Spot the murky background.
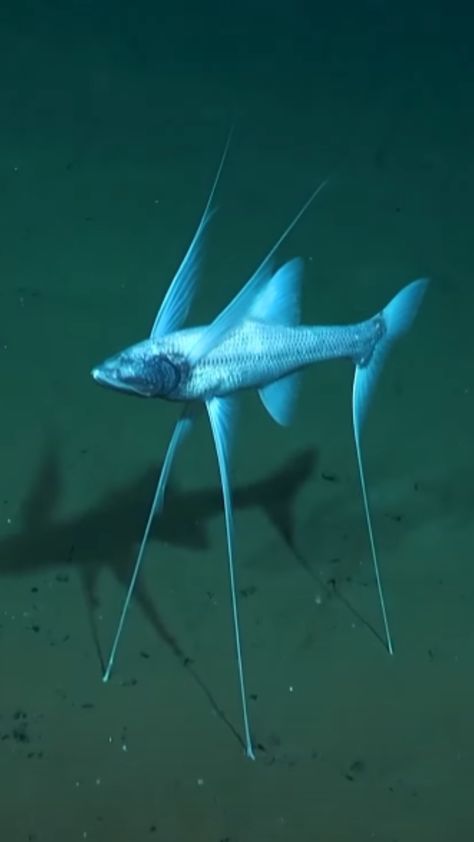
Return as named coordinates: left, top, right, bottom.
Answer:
left=0, top=2, right=472, bottom=839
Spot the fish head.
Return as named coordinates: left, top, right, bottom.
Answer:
left=91, top=339, right=184, bottom=398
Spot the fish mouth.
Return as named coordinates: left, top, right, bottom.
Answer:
left=91, top=365, right=116, bottom=388
left=91, top=364, right=142, bottom=396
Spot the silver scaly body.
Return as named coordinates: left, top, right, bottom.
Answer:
left=113, top=314, right=385, bottom=402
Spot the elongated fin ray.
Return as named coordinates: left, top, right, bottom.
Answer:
left=352, top=419, right=393, bottom=654
left=150, top=128, right=234, bottom=339
left=352, top=277, right=429, bottom=655
left=187, top=261, right=275, bottom=364
left=206, top=396, right=255, bottom=759
left=188, top=178, right=329, bottom=364
left=103, top=408, right=194, bottom=681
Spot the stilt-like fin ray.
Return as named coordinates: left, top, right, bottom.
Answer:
left=352, top=277, right=429, bottom=655
left=206, top=396, right=255, bottom=759
left=103, top=408, right=194, bottom=681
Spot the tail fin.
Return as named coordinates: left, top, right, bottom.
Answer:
left=352, top=278, right=429, bottom=655
left=353, top=278, right=429, bottom=431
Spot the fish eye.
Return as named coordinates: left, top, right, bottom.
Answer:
left=117, top=352, right=181, bottom=398
left=149, top=355, right=181, bottom=396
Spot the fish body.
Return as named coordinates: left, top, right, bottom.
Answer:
left=92, top=313, right=384, bottom=401
left=91, top=138, right=429, bottom=760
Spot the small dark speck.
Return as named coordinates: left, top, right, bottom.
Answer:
left=121, top=678, right=138, bottom=687
left=50, top=635, right=70, bottom=648
left=140, top=651, right=150, bottom=660
left=149, top=827, right=157, bottom=834
left=220, top=838, right=231, bottom=842
left=81, top=702, right=95, bottom=709
left=240, top=585, right=257, bottom=598
left=31, top=625, right=40, bottom=633
left=413, top=482, right=419, bottom=492
left=12, top=727, right=29, bottom=743
left=428, top=648, right=434, bottom=660
left=385, top=513, right=402, bottom=523
left=13, top=710, right=27, bottom=721
left=321, top=472, right=338, bottom=483
left=56, top=573, right=70, bottom=583
left=31, top=586, right=39, bottom=593
left=250, top=693, right=258, bottom=701
left=345, top=758, right=365, bottom=780
left=395, top=206, right=401, bottom=213
left=350, top=759, right=365, bottom=774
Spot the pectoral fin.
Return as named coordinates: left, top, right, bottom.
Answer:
left=150, top=130, right=233, bottom=339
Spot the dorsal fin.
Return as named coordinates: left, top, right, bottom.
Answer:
left=255, top=257, right=304, bottom=425
left=250, top=257, right=303, bottom=324
left=187, top=261, right=274, bottom=363
left=187, top=177, right=329, bottom=364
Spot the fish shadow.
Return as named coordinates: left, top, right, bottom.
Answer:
left=0, top=438, right=317, bottom=747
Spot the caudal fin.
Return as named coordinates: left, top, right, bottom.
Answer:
left=353, top=278, right=429, bottom=432
left=352, top=277, right=429, bottom=655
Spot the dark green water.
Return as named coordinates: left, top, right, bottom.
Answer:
left=0, top=1, right=472, bottom=839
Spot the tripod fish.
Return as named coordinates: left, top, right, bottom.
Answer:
left=92, top=142, right=428, bottom=759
